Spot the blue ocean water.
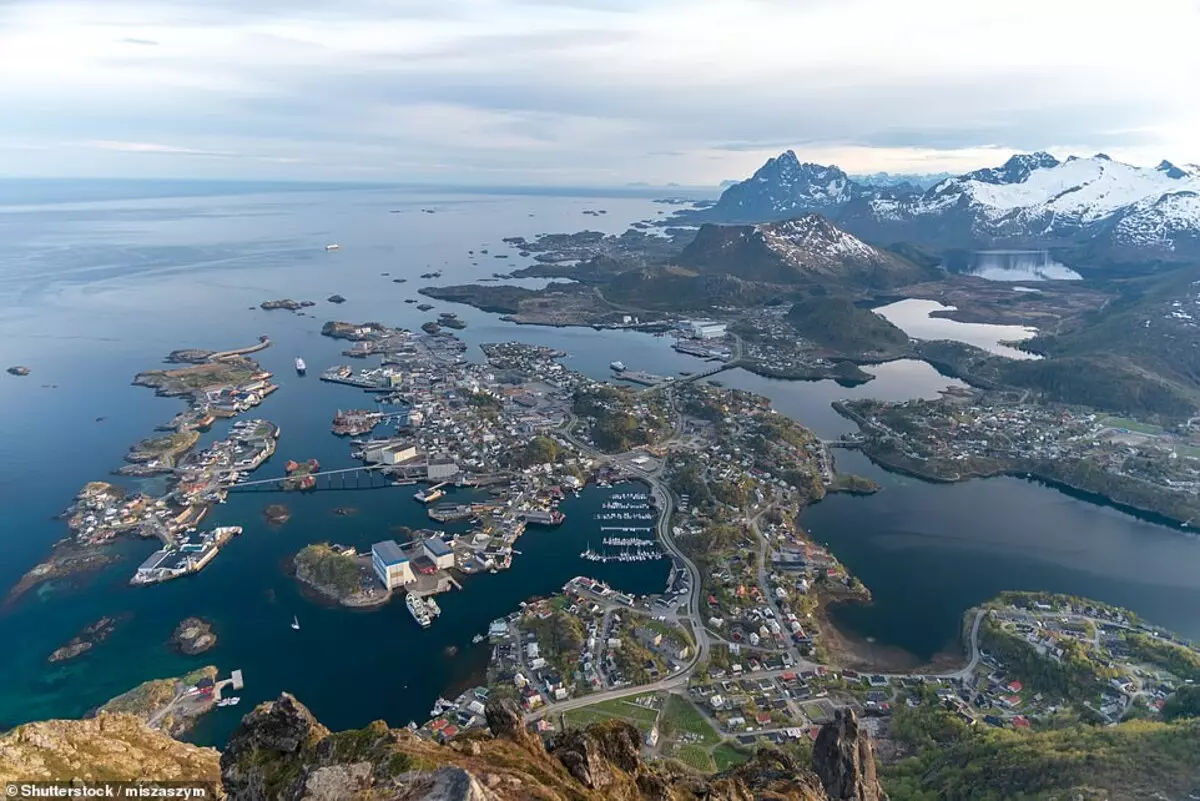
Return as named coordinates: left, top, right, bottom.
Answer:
left=1, top=181, right=1196, bottom=746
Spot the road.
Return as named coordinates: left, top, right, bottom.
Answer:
left=530, top=395, right=990, bottom=722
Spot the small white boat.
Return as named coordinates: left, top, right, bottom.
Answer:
left=217, top=697, right=241, bottom=707
left=610, top=360, right=626, bottom=372
left=294, top=357, right=306, bottom=375
left=325, top=243, right=340, bottom=251
left=291, top=615, right=300, bottom=630
left=472, top=634, right=485, bottom=644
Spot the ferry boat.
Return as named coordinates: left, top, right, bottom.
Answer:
left=325, top=243, right=341, bottom=251
left=406, top=594, right=432, bottom=628
left=294, top=357, right=306, bottom=375
left=610, top=360, right=626, bottom=372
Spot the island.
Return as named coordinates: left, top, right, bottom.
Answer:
left=263, top=503, right=291, bottom=526
left=98, top=666, right=220, bottom=738
left=326, top=294, right=347, bottom=304
left=259, top=299, right=315, bottom=311
left=48, top=616, right=121, bottom=663
left=293, top=543, right=389, bottom=607
left=170, top=617, right=217, bottom=655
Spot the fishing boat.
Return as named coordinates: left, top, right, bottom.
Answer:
left=294, top=357, right=306, bottom=375
left=291, top=615, right=300, bottom=631
left=406, top=594, right=432, bottom=628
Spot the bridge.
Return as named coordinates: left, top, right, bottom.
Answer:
left=640, top=360, right=741, bottom=394
left=225, top=465, right=396, bottom=493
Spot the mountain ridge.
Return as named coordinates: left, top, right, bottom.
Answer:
left=696, top=151, right=1200, bottom=262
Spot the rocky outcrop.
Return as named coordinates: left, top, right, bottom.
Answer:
left=0, top=713, right=220, bottom=787
left=813, top=709, right=885, bottom=801
left=218, top=693, right=887, bottom=801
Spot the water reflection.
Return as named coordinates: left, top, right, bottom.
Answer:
left=873, top=298, right=1039, bottom=359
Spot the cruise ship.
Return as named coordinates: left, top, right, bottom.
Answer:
left=294, top=357, right=306, bottom=375
left=610, top=360, right=626, bottom=372
left=406, top=593, right=432, bottom=628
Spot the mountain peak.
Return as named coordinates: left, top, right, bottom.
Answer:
left=1157, top=160, right=1188, bottom=179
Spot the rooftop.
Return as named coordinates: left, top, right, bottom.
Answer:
left=372, top=539, right=408, bottom=565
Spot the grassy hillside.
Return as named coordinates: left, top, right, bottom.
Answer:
left=785, top=295, right=912, bottom=358
left=884, top=717, right=1200, bottom=801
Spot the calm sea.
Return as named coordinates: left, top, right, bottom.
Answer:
left=0, top=181, right=1196, bottom=745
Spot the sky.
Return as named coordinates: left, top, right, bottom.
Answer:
left=1, top=0, right=1199, bottom=185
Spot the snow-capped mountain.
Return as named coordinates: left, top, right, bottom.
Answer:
left=675, top=213, right=935, bottom=288
left=706, top=151, right=1200, bottom=260
left=706, top=151, right=869, bottom=221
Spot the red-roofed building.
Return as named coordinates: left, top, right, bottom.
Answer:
left=1011, top=716, right=1031, bottom=730
left=1007, top=680, right=1023, bottom=693
left=429, top=718, right=448, bottom=731
left=755, top=712, right=772, bottom=725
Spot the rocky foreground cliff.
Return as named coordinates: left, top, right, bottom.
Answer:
left=220, top=694, right=885, bottom=801
left=1, top=693, right=885, bottom=800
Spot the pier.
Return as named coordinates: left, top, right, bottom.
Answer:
left=209, top=336, right=271, bottom=362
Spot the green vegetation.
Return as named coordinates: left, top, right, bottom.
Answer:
left=294, top=544, right=361, bottom=598
left=134, top=358, right=261, bottom=396
left=670, top=743, right=715, bottom=772
left=573, top=386, right=667, bottom=453
left=785, top=294, right=911, bottom=357
left=562, top=695, right=659, bottom=734
left=890, top=703, right=971, bottom=750
left=884, top=717, right=1200, bottom=801
left=660, top=695, right=720, bottom=746
left=980, top=620, right=1118, bottom=702
left=511, top=435, right=561, bottom=468
left=1163, top=686, right=1200, bottom=721
left=525, top=610, right=585, bottom=677
left=711, top=742, right=752, bottom=771
left=100, top=666, right=218, bottom=720
left=1125, top=633, right=1200, bottom=681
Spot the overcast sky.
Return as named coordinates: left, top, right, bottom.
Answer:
left=1, top=0, right=1198, bottom=185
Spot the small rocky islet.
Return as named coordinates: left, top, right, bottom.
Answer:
left=169, top=617, right=218, bottom=655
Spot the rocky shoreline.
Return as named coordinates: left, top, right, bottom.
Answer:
left=170, top=617, right=218, bottom=655
left=48, top=615, right=122, bottom=663
left=832, top=401, right=1199, bottom=526
left=292, top=545, right=391, bottom=608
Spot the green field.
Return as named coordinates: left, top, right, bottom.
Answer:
left=563, top=694, right=660, bottom=733
left=1099, top=416, right=1165, bottom=435
left=661, top=694, right=721, bottom=745
left=711, top=742, right=752, bottom=771
left=672, top=743, right=716, bottom=772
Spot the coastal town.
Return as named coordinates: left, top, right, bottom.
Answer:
left=10, top=307, right=1200, bottom=783
left=836, top=395, right=1200, bottom=525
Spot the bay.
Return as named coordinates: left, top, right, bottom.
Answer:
left=1, top=182, right=1197, bottom=746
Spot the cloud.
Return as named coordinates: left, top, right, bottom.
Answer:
left=88, top=140, right=239, bottom=157
left=0, top=0, right=1197, bottom=182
